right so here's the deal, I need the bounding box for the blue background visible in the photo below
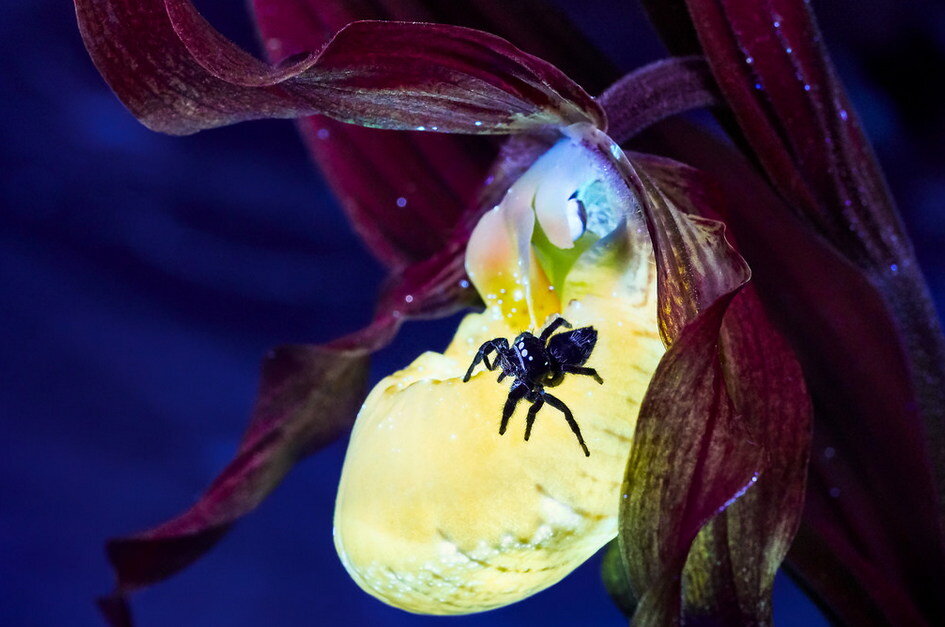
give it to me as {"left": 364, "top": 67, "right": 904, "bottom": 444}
{"left": 2, "top": 0, "right": 943, "bottom": 625}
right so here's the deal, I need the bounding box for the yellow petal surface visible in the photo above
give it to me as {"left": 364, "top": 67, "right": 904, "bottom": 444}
{"left": 334, "top": 289, "right": 662, "bottom": 613}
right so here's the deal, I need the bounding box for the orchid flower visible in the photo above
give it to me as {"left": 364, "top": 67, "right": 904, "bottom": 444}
{"left": 74, "top": 1, "right": 945, "bottom": 626}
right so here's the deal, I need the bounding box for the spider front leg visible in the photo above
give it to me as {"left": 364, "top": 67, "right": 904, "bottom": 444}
{"left": 539, "top": 316, "right": 573, "bottom": 342}
{"left": 463, "top": 338, "right": 509, "bottom": 382}
{"left": 541, "top": 391, "right": 590, "bottom": 456}
{"left": 562, "top": 365, "right": 604, "bottom": 385}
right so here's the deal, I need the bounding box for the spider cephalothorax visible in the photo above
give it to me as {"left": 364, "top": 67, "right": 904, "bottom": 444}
{"left": 462, "top": 317, "right": 603, "bottom": 456}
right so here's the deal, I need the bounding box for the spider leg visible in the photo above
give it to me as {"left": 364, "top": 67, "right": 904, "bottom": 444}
{"left": 541, "top": 392, "right": 590, "bottom": 456}
{"left": 500, "top": 383, "right": 527, "bottom": 436}
{"left": 497, "top": 371, "right": 507, "bottom": 383}
{"left": 463, "top": 339, "right": 507, "bottom": 382}
{"left": 562, "top": 365, "right": 604, "bottom": 384}
{"left": 540, "top": 317, "right": 573, "bottom": 342}
{"left": 523, "top": 395, "right": 544, "bottom": 441}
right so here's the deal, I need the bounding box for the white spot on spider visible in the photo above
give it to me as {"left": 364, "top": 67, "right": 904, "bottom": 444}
{"left": 396, "top": 196, "right": 408, "bottom": 208}
{"left": 521, "top": 349, "right": 529, "bottom": 356}
{"left": 404, "top": 295, "right": 414, "bottom": 303}
{"left": 316, "top": 128, "right": 330, "bottom": 140}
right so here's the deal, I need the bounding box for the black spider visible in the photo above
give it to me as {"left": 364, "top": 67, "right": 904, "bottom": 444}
{"left": 462, "top": 317, "right": 603, "bottom": 456}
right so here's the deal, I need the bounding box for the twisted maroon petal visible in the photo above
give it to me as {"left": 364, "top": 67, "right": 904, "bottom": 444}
{"left": 250, "top": 0, "right": 618, "bottom": 267}
{"left": 75, "top": 0, "right": 605, "bottom": 136}
{"left": 99, "top": 341, "right": 373, "bottom": 624}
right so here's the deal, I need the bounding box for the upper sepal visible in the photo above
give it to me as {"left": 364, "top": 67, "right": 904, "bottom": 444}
{"left": 74, "top": 0, "right": 605, "bottom": 135}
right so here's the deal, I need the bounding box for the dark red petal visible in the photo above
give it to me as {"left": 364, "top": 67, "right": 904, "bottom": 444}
{"left": 635, "top": 119, "right": 945, "bottom": 624}
{"left": 250, "top": 0, "right": 618, "bottom": 268}
{"left": 251, "top": 0, "right": 619, "bottom": 97}
{"left": 99, "top": 341, "right": 372, "bottom": 622}
{"left": 599, "top": 56, "right": 722, "bottom": 144}
{"left": 637, "top": 153, "right": 812, "bottom": 623}
{"left": 97, "top": 221, "right": 500, "bottom": 625}
{"left": 613, "top": 150, "right": 812, "bottom": 624}
{"left": 683, "top": 289, "right": 811, "bottom": 623}
{"left": 645, "top": 0, "right": 907, "bottom": 270}
{"left": 75, "top": 0, "right": 605, "bottom": 136}
{"left": 656, "top": 4, "right": 945, "bottom": 554}
{"left": 620, "top": 295, "right": 763, "bottom": 626}
{"left": 646, "top": 3, "right": 945, "bottom": 535}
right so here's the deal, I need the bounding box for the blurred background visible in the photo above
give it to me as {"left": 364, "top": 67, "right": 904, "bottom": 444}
{"left": 1, "top": 0, "right": 942, "bottom": 625}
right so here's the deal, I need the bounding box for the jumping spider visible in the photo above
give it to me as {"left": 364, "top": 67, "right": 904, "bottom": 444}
{"left": 462, "top": 317, "right": 603, "bottom": 456}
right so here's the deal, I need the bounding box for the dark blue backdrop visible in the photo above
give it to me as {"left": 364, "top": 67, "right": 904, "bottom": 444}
{"left": 2, "top": 1, "right": 943, "bottom": 625}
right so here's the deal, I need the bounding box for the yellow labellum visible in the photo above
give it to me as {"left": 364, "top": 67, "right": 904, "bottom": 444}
{"left": 335, "top": 295, "right": 662, "bottom": 613}
{"left": 334, "top": 132, "right": 663, "bottom": 614}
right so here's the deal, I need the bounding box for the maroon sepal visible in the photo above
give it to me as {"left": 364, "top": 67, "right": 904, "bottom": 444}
{"left": 250, "top": 0, "right": 619, "bottom": 269}
{"left": 74, "top": 0, "right": 604, "bottom": 136}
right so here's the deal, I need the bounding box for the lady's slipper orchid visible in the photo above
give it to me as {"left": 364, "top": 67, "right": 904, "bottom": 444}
{"left": 74, "top": 0, "right": 945, "bottom": 626}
